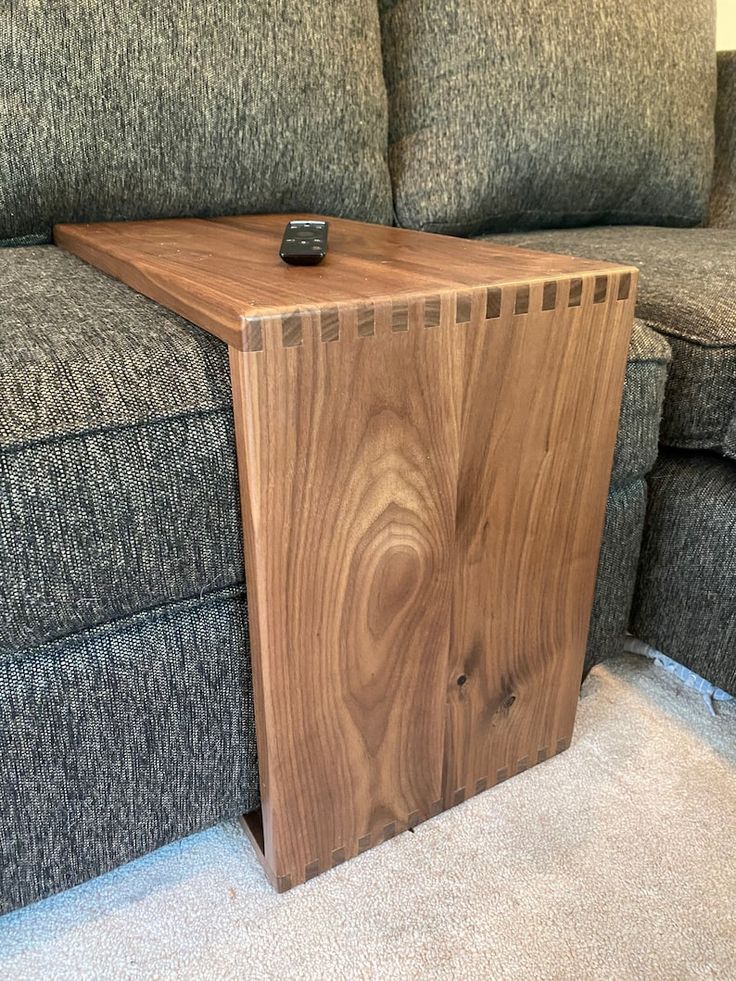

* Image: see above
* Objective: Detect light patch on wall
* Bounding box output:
[718,0,736,49]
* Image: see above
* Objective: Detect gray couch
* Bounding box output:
[1,2,733,915]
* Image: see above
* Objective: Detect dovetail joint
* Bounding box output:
[243,274,628,353]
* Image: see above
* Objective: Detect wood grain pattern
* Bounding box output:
[444,275,636,806]
[54,214,637,891]
[228,302,461,887]
[53,214,632,350]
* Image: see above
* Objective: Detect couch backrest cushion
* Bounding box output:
[379,0,717,235]
[710,51,736,228]
[1,3,392,244]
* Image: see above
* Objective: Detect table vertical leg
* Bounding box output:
[444,272,637,804]
[229,299,461,890]
[229,273,636,889]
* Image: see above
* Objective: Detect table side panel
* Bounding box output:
[229,302,463,887]
[444,272,638,803]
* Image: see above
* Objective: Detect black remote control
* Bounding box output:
[279,220,328,265]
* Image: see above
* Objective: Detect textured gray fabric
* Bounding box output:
[610,321,671,487]
[0,248,244,652]
[379,0,717,234]
[710,52,736,229]
[632,451,736,697]
[484,227,736,460]
[0,587,259,916]
[1,247,233,445]
[585,480,647,673]
[1,414,244,651]
[586,323,670,671]
[0,3,392,244]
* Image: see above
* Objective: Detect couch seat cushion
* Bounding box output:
[0,587,259,915]
[611,320,671,487]
[0,246,244,652]
[631,450,736,696]
[484,227,736,462]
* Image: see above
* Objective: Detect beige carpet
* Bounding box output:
[1,654,734,980]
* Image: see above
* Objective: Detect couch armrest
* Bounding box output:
[709,51,736,227]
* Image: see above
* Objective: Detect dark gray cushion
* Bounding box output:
[1,2,392,244]
[611,321,671,487]
[0,246,244,652]
[710,51,736,229]
[586,323,669,671]
[0,587,258,916]
[632,451,736,697]
[484,227,736,462]
[379,0,716,234]
[586,480,646,672]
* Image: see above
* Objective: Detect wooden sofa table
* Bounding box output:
[54,214,637,891]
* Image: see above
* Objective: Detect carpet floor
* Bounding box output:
[1,654,735,980]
